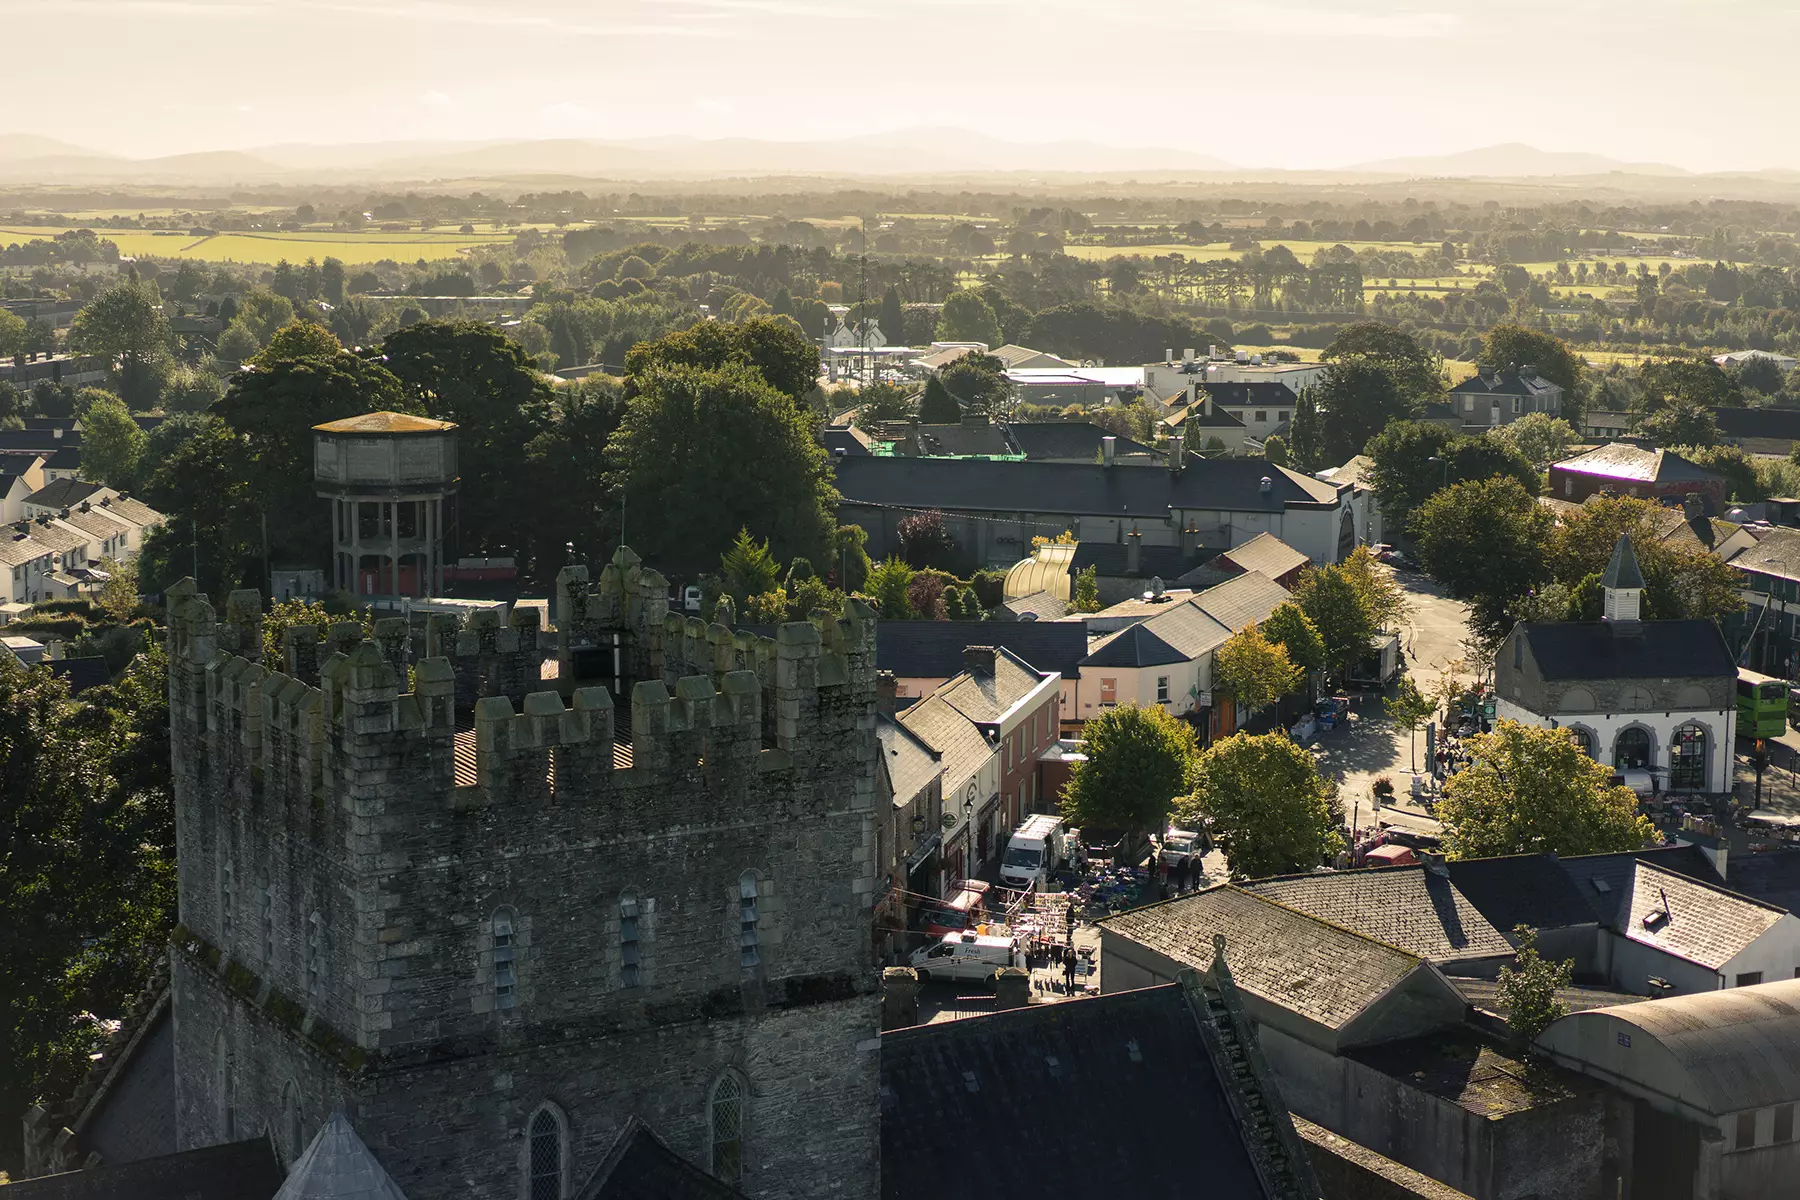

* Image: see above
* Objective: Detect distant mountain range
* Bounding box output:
[0,133,1779,187]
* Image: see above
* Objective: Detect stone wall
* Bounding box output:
[165,546,883,1200]
[1294,1116,1476,1200]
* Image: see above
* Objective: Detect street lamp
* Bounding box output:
[963,793,975,879]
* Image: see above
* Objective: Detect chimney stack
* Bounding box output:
[1102,435,1117,467]
[877,670,901,716]
[963,645,997,677]
[1127,529,1142,576]
[1170,433,1185,473]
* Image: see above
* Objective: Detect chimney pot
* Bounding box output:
[1102,435,1117,466]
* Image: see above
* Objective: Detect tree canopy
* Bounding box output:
[1321,321,1443,401]
[1060,704,1198,835]
[936,290,1003,347]
[1477,325,1583,397]
[1212,624,1302,712]
[1292,563,1379,680]
[1436,720,1656,859]
[1410,476,1553,646]
[69,280,171,409]
[1310,360,1424,465]
[622,316,820,403]
[1178,732,1342,879]
[1262,601,1326,675]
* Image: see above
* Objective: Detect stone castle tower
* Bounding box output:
[164,548,882,1198]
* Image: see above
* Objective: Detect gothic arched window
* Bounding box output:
[709,1072,746,1183]
[526,1104,566,1200]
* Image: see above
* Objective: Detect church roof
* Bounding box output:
[0,1138,283,1200]
[1602,534,1645,590]
[576,1117,748,1199]
[274,1112,410,1200]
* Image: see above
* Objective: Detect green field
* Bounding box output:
[1060,238,1443,262]
[0,224,513,264]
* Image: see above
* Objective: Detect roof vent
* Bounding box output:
[1592,879,1611,893]
[1260,476,1273,493]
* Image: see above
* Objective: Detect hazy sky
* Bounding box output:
[5,0,1794,170]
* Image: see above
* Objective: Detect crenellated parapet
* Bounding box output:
[556,546,670,685]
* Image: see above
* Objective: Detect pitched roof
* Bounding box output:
[1242,865,1515,965]
[833,454,1341,520]
[1216,533,1310,581]
[1192,570,1291,632]
[312,411,456,434]
[1083,589,1197,623]
[878,714,942,804]
[1450,369,1560,397]
[879,983,1311,1200]
[875,619,1088,681]
[1000,590,1068,621]
[274,1111,409,1200]
[1068,540,1199,580]
[0,429,79,452]
[1084,595,1233,667]
[1711,405,1800,441]
[1,1137,285,1200]
[907,421,1013,457]
[822,427,872,457]
[0,529,54,567]
[1730,527,1800,582]
[1100,886,1425,1031]
[938,646,1051,724]
[1713,850,1800,913]
[989,343,1075,369]
[576,1117,748,1200]
[56,507,132,542]
[1201,380,1301,406]
[10,517,85,557]
[1443,854,1601,933]
[1515,619,1735,681]
[1004,421,1155,461]
[96,496,163,528]
[1553,443,1721,485]
[1080,621,1190,668]
[1611,861,1786,970]
[1602,534,1646,589]
[23,477,109,510]
[896,693,993,785]
[1557,845,1725,925]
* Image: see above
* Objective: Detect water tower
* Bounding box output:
[312,411,458,598]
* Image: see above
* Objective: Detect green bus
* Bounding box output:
[1737,669,1788,738]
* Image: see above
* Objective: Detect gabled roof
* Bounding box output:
[1730,527,1800,582]
[1557,845,1725,925]
[0,529,54,567]
[96,496,163,528]
[1711,405,1800,441]
[1514,618,1734,682]
[878,714,942,804]
[1242,865,1515,965]
[1201,380,1301,406]
[875,620,1088,680]
[989,343,1075,370]
[10,517,85,557]
[1553,443,1720,485]
[822,426,872,457]
[1216,533,1310,581]
[1080,621,1190,668]
[0,429,79,452]
[1714,849,1800,913]
[1443,854,1601,933]
[1000,590,1068,621]
[1068,541,1198,580]
[833,454,1341,520]
[938,646,1052,724]
[1450,369,1560,397]
[896,693,993,785]
[1084,595,1232,667]
[274,1111,409,1200]
[1615,861,1785,970]
[576,1117,748,1200]
[880,980,1319,1200]
[1192,570,1291,632]
[907,421,1012,458]
[0,1137,284,1200]
[1004,421,1155,461]
[56,508,132,543]
[23,477,110,510]
[1100,885,1426,1032]
[312,411,455,434]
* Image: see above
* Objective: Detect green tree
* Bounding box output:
[605,363,836,572]
[138,416,255,599]
[918,374,960,424]
[1071,564,1101,613]
[261,597,368,665]
[69,280,172,409]
[854,381,915,424]
[1638,402,1719,448]
[253,318,340,367]
[0,308,27,357]
[1288,388,1325,470]
[833,525,873,593]
[80,392,148,489]
[1340,544,1409,633]
[622,317,819,404]
[1437,720,1657,859]
[1410,477,1552,644]
[936,290,1003,347]
[867,556,916,617]
[161,363,225,414]
[1496,926,1574,1044]
[720,527,781,610]
[937,352,1011,414]
[230,288,297,348]
[1548,496,1743,624]
[1293,564,1378,680]
[1639,355,1744,411]
[1262,601,1325,675]
[1477,325,1584,396]
[1389,675,1436,771]
[1060,704,1199,836]
[1212,624,1301,712]
[1320,321,1443,400]
[1312,360,1422,464]
[1262,433,1289,467]
[215,322,260,364]
[1488,411,1576,470]
[879,286,905,344]
[1178,732,1342,880]
[519,376,628,582]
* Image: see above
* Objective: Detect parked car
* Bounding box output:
[1158,829,1202,868]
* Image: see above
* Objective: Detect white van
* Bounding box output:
[909,932,1021,983]
[999,814,1066,889]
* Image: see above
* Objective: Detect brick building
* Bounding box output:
[1548,444,1727,514]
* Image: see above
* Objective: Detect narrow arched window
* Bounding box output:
[619,892,642,989]
[709,1072,745,1183]
[220,861,235,946]
[492,907,518,1010]
[306,911,323,998]
[527,1105,565,1200]
[281,1080,302,1165]
[738,872,760,969]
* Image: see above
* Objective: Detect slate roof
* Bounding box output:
[1712,405,1800,441]
[1443,854,1601,933]
[1643,505,1744,555]
[11,517,85,558]
[576,1117,748,1200]
[57,507,132,543]
[1217,533,1310,582]
[1192,570,1291,632]
[43,446,81,472]
[1554,444,1721,485]
[909,421,1012,457]
[822,427,872,457]
[1730,527,1800,582]
[1616,862,1786,970]
[1558,845,1725,925]
[880,985,1277,1200]
[1242,865,1515,965]
[312,411,455,434]
[1516,619,1734,681]
[938,646,1051,723]
[0,529,54,567]
[95,496,162,528]
[1714,850,1800,913]
[274,1111,408,1200]
[2,1137,285,1200]
[1084,590,1196,622]
[1083,596,1232,667]
[897,693,994,785]
[1000,590,1068,621]
[23,477,109,510]
[833,454,1341,519]
[878,714,943,804]
[1450,369,1561,398]
[1100,886,1424,1031]
[1080,621,1189,668]
[1069,540,1199,580]
[1201,380,1301,407]
[1004,421,1155,460]
[1601,534,1646,589]
[875,619,1088,680]
[0,429,79,452]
